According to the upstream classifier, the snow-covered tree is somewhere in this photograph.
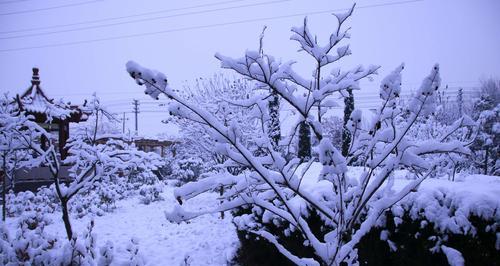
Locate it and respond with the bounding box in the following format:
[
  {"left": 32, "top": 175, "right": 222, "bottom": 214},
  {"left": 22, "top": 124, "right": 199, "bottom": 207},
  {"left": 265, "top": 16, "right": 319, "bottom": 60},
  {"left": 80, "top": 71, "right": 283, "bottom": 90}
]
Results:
[
  {"left": 126, "top": 6, "right": 472, "bottom": 265},
  {"left": 169, "top": 74, "right": 261, "bottom": 175},
  {"left": 0, "top": 94, "right": 44, "bottom": 221},
  {"left": 342, "top": 88, "right": 355, "bottom": 158},
  {"left": 470, "top": 79, "right": 499, "bottom": 175},
  {"left": 322, "top": 116, "right": 343, "bottom": 151},
  {"left": 2, "top": 94, "right": 161, "bottom": 240}
]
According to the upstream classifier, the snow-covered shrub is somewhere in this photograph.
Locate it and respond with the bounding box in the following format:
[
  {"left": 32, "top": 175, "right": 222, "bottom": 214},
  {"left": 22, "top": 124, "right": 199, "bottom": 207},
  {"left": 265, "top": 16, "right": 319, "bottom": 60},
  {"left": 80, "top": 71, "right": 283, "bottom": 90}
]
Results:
[
  {"left": 357, "top": 182, "right": 500, "bottom": 265},
  {"left": 0, "top": 213, "right": 59, "bottom": 265},
  {"left": 126, "top": 237, "right": 145, "bottom": 266},
  {"left": 139, "top": 183, "right": 164, "bottom": 205},
  {"left": 322, "top": 116, "right": 343, "bottom": 152},
  {"left": 405, "top": 116, "right": 475, "bottom": 180},
  {"left": 60, "top": 220, "right": 98, "bottom": 266},
  {"left": 180, "top": 253, "right": 193, "bottom": 266},
  {"left": 98, "top": 241, "right": 114, "bottom": 266},
  {"left": 7, "top": 190, "right": 36, "bottom": 217},
  {"left": 7, "top": 187, "right": 59, "bottom": 217},
  {"left": 170, "top": 157, "right": 205, "bottom": 185},
  {"left": 127, "top": 5, "right": 475, "bottom": 265},
  {"left": 96, "top": 184, "right": 118, "bottom": 212},
  {"left": 17, "top": 210, "right": 52, "bottom": 231},
  {"left": 469, "top": 80, "right": 499, "bottom": 176},
  {"left": 70, "top": 185, "right": 106, "bottom": 218}
]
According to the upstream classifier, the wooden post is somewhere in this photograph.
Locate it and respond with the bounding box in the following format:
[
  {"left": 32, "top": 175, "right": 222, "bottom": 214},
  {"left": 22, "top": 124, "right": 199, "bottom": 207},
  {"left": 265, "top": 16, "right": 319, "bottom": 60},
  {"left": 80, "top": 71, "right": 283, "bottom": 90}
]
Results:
[{"left": 58, "top": 120, "right": 69, "bottom": 160}]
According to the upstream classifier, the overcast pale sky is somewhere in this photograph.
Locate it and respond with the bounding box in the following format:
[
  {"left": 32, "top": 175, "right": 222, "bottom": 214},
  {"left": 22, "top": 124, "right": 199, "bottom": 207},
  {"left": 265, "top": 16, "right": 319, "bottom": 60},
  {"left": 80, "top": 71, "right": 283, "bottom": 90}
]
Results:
[{"left": 1, "top": 0, "right": 499, "bottom": 136}]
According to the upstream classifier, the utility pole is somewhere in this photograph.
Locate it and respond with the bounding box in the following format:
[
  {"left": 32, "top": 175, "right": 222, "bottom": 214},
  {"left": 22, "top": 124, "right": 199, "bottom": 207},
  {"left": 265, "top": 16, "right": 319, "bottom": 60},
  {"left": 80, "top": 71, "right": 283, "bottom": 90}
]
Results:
[
  {"left": 457, "top": 88, "right": 463, "bottom": 117},
  {"left": 122, "top": 112, "right": 126, "bottom": 133},
  {"left": 132, "top": 99, "right": 139, "bottom": 135}
]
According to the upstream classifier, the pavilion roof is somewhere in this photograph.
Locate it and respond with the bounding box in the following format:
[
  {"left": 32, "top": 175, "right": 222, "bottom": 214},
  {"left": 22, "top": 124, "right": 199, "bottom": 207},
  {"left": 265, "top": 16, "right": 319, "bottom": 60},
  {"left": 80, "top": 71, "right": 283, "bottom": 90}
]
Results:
[{"left": 15, "top": 68, "right": 88, "bottom": 123}]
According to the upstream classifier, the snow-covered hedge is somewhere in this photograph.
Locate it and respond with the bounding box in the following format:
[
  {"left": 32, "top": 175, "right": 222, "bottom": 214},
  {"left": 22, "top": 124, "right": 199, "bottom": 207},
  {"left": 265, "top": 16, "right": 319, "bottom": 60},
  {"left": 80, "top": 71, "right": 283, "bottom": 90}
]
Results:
[
  {"left": 6, "top": 173, "right": 160, "bottom": 219},
  {"left": 233, "top": 171, "right": 500, "bottom": 265},
  {"left": 6, "top": 187, "right": 59, "bottom": 217}
]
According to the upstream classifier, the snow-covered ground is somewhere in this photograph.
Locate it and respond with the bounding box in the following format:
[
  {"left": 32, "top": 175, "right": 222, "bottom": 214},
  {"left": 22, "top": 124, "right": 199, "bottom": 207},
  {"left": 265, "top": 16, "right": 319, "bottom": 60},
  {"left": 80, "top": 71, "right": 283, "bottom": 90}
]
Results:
[
  {"left": 4, "top": 166, "right": 499, "bottom": 265},
  {"left": 5, "top": 186, "right": 239, "bottom": 266}
]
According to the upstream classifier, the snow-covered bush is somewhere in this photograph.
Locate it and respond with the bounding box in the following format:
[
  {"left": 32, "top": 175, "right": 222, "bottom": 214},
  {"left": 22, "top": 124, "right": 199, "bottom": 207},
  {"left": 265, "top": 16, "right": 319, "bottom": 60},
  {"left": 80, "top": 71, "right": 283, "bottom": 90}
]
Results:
[
  {"left": 469, "top": 79, "right": 499, "bottom": 176},
  {"left": 60, "top": 219, "right": 98, "bottom": 265},
  {"left": 1, "top": 217, "right": 124, "bottom": 266},
  {"left": 322, "top": 116, "right": 344, "bottom": 153},
  {"left": 357, "top": 179, "right": 499, "bottom": 265},
  {"left": 170, "top": 157, "right": 206, "bottom": 185},
  {"left": 404, "top": 115, "right": 475, "bottom": 180},
  {"left": 98, "top": 241, "right": 114, "bottom": 266},
  {"left": 126, "top": 237, "right": 145, "bottom": 266},
  {"left": 127, "top": 5, "right": 474, "bottom": 265},
  {"left": 7, "top": 187, "right": 59, "bottom": 217},
  {"left": 0, "top": 213, "right": 59, "bottom": 265},
  {"left": 96, "top": 184, "right": 119, "bottom": 212},
  {"left": 139, "top": 183, "right": 164, "bottom": 205},
  {"left": 17, "top": 210, "right": 52, "bottom": 231}
]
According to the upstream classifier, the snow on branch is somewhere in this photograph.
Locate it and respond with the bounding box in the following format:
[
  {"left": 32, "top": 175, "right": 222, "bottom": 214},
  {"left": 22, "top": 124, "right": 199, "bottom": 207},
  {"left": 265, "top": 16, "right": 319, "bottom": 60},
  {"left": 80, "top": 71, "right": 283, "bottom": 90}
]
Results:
[{"left": 125, "top": 7, "right": 474, "bottom": 264}]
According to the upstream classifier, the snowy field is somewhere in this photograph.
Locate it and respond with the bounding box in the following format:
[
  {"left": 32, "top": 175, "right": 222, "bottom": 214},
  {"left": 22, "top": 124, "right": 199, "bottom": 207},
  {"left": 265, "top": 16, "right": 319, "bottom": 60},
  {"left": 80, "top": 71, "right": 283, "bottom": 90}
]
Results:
[{"left": 4, "top": 187, "right": 239, "bottom": 266}]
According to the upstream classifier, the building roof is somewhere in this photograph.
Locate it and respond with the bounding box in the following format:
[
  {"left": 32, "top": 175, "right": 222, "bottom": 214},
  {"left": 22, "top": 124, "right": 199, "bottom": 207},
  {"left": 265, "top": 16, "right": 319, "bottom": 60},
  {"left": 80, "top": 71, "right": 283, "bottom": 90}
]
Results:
[{"left": 15, "top": 68, "right": 88, "bottom": 123}]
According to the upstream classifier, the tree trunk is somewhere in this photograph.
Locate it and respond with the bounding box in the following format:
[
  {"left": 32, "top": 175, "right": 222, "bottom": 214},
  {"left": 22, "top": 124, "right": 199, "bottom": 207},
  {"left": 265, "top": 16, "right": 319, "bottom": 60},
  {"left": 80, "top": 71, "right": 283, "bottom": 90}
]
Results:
[
  {"left": 61, "top": 197, "right": 73, "bottom": 240},
  {"left": 2, "top": 156, "right": 6, "bottom": 221},
  {"left": 298, "top": 121, "right": 311, "bottom": 160},
  {"left": 2, "top": 173, "right": 6, "bottom": 222},
  {"left": 484, "top": 147, "right": 489, "bottom": 175},
  {"left": 219, "top": 186, "right": 225, "bottom": 219}
]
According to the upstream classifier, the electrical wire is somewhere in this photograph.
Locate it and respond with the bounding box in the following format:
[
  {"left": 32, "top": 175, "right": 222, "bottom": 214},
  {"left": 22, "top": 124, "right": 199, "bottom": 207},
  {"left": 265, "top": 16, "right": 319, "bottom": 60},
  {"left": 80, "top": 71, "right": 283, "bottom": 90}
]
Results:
[
  {"left": 0, "top": 0, "right": 31, "bottom": 5},
  {"left": 0, "top": 0, "right": 103, "bottom": 16},
  {"left": 0, "top": 0, "right": 267, "bottom": 34},
  {"left": 0, "top": 0, "right": 424, "bottom": 53}
]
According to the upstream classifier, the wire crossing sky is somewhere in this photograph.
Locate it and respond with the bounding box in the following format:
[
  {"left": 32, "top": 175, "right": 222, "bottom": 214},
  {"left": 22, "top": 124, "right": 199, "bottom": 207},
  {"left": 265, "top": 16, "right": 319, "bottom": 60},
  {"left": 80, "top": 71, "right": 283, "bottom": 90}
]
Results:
[{"left": 0, "top": 0, "right": 499, "bottom": 136}]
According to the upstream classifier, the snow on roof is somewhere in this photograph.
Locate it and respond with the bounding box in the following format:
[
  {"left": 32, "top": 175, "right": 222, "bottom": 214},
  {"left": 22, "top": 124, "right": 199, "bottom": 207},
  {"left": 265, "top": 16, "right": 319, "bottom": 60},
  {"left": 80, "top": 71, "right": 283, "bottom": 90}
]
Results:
[{"left": 16, "top": 68, "right": 84, "bottom": 121}]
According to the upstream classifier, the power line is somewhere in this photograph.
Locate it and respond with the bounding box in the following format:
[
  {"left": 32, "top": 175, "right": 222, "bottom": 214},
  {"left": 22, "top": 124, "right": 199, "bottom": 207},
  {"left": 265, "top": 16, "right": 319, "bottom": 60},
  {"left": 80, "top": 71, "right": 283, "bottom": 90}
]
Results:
[
  {"left": 0, "top": 0, "right": 424, "bottom": 53},
  {"left": 0, "top": 0, "right": 290, "bottom": 40},
  {"left": 0, "top": 0, "right": 103, "bottom": 16},
  {"left": 0, "top": 0, "right": 31, "bottom": 5},
  {"left": 0, "top": 0, "right": 264, "bottom": 34}
]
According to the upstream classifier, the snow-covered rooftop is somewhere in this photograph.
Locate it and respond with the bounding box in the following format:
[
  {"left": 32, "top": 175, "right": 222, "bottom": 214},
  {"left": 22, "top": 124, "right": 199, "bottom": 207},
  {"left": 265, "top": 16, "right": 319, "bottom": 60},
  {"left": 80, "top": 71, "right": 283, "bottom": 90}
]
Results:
[{"left": 15, "top": 68, "right": 86, "bottom": 122}]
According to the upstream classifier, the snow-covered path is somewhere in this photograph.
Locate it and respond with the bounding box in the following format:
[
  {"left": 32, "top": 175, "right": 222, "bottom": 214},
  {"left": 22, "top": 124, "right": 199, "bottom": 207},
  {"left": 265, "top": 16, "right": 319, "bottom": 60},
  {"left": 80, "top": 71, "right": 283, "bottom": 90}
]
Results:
[{"left": 8, "top": 186, "right": 239, "bottom": 266}]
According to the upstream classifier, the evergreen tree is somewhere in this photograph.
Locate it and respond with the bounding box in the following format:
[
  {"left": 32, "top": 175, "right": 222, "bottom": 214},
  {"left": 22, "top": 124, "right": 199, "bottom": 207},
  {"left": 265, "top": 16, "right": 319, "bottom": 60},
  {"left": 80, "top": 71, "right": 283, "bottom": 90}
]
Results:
[
  {"left": 297, "top": 121, "right": 311, "bottom": 159},
  {"left": 342, "top": 88, "right": 354, "bottom": 158},
  {"left": 268, "top": 91, "right": 281, "bottom": 151},
  {"left": 471, "top": 81, "right": 499, "bottom": 175}
]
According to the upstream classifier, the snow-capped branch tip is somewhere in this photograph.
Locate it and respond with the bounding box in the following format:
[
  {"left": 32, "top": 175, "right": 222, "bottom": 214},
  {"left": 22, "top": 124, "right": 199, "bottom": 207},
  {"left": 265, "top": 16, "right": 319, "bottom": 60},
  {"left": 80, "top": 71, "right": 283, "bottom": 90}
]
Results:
[
  {"left": 333, "top": 3, "right": 356, "bottom": 25},
  {"left": 379, "top": 63, "right": 404, "bottom": 100},
  {"left": 125, "top": 60, "right": 168, "bottom": 100}
]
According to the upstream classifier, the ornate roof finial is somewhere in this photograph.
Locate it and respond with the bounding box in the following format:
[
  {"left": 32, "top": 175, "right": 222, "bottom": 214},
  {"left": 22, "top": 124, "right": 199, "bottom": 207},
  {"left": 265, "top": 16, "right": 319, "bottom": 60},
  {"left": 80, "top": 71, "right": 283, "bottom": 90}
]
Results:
[{"left": 31, "top": 67, "right": 40, "bottom": 85}]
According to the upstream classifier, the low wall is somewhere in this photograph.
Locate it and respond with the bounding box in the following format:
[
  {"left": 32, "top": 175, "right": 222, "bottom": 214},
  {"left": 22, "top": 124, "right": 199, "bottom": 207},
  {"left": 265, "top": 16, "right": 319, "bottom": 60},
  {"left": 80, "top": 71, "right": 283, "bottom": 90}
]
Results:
[{"left": 8, "top": 166, "right": 73, "bottom": 192}]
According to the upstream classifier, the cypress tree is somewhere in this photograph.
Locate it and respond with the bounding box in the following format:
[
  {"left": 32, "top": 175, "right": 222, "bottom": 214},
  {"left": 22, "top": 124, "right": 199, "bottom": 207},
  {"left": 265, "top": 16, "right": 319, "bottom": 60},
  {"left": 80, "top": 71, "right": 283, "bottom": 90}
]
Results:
[{"left": 342, "top": 88, "right": 354, "bottom": 158}]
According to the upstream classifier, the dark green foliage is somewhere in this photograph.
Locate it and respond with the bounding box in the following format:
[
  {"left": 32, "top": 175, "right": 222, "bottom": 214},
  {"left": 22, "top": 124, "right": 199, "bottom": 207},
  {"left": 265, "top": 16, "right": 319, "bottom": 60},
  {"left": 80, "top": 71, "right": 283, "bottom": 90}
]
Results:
[
  {"left": 342, "top": 88, "right": 354, "bottom": 158},
  {"left": 357, "top": 212, "right": 499, "bottom": 266},
  {"left": 268, "top": 91, "right": 281, "bottom": 151},
  {"left": 233, "top": 207, "right": 323, "bottom": 266},
  {"left": 234, "top": 207, "right": 499, "bottom": 266},
  {"left": 298, "top": 121, "right": 311, "bottom": 160}
]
